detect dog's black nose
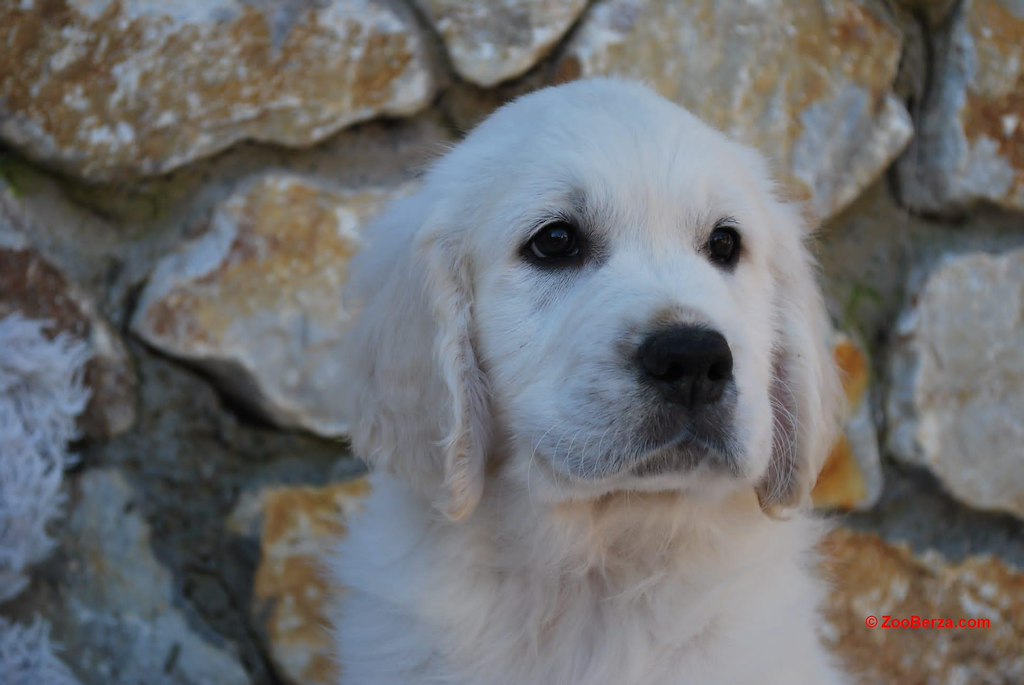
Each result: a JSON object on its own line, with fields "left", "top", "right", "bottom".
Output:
{"left": 638, "top": 326, "right": 733, "bottom": 408}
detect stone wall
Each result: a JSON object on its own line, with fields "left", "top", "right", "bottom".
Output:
{"left": 1, "top": 1, "right": 1022, "bottom": 684}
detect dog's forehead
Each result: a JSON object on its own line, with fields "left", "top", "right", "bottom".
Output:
{"left": 438, "top": 80, "right": 768, "bottom": 242}
{"left": 487, "top": 82, "right": 745, "bottom": 180}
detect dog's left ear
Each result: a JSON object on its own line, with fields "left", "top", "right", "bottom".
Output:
{"left": 756, "top": 198, "right": 844, "bottom": 514}
{"left": 418, "top": 228, "right": 492, "bottom": 521}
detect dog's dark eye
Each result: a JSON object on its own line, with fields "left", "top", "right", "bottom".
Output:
{"left": 526, "top": 221, "right": 580, "bottom": 261}
{"left": 707, "top": 225, "right": 741, "bottom": 267}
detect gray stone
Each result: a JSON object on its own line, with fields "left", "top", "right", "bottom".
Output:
{"left": 416, "top": 0, "right": 588, "bottom": 86}
{"left": 887, "top": 247, "right": 1024, "bottom": 519}
{"left": 131, "top": 174, "right": 415, "bottom": 436}
{"left": 898, "top": 0, "right": 1024, "bottom": 213}
{"left": 47, "top": 469, "right": 250, "bottom": 685}
{"left": 556, "top": 0, "right": 913, "bottom": 221}
{"left": 0, "top": 0, "right": 436, "bottom": 181}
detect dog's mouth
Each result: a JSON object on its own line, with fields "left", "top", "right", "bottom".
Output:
{"left": 626, "top": 388, "right": 739, "bottom": 478}
{"left": 526, "top": 389, "right": 739, "bottom": 486}
{"left": 629, "top": 422, "right": 740, "bottom": 478}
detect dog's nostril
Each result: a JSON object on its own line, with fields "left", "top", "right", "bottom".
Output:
{"left": 637, "top": 326, "right": 733, "bottom": 408}
{"left": 707, "top": 359, "right": 732, "bottom": 382}
{"left": 650, "top": 361, "right": 684, "bottom": 382}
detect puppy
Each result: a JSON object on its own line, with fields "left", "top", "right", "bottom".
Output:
{"left": 330, "top": 78, "right": 848, "bottom": 685}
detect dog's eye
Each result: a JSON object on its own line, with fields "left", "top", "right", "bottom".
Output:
{"left": 707, "top": 225, "right": 741, "bottom": 267}
{"left": 526, "top": 221, "right": 581, "bottom": 261}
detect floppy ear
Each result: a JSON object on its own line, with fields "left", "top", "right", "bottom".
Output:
{"left": 342, "top": 193, "right": 491, "bottom": 521}
{"left": 756, "top": 199, "right": 844, "bottom": 515}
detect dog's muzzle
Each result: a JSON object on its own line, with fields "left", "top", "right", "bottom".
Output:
{"left": 631, "top": 325, "right": 738, "bottom": 476}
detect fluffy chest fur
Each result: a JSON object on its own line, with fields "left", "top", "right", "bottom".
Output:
{"left": 330, "top": 474, "right": 846, "bottom": 685}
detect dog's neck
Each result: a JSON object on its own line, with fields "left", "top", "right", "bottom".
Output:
{"left": 458, "top": 479, "right": 816, "bottom": 591}
{"left": 346, "top": 472, "right": 831, "bottom": 684}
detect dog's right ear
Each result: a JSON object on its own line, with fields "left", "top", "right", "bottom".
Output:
{"left": 342, "top": 192, "right": 491, "bottom": 521}
{"left": 755, "top": 196, "right": 844, "bottom": 516}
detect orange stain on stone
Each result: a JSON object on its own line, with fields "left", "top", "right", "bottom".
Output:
{"left": 813, "top": 337, "right": 871, "bottom": 509}
{"left": 834, "top": 337, "right": 869, "bottom": 408}
{"left": 813, "top": 436, "right": 868, "bottom": 510}
{"left": 253, "top": 478, "right": 370, "bottom": 685}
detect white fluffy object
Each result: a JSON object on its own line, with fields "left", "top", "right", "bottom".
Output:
{"left": 0, "top": 314, "right": 89, "bottom": 601}
{"left": 0, "top": 617, "right": 81, "bottom": 685}
{"left": 0, "top": 314, "right": 88, "bottom": 685}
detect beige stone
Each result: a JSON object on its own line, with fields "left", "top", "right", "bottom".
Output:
{"left": 823, "top": 529, "right": 1024, "bottom": 684}
{"left": 0, "top": 190, "right": 135, "bottom": 439}
{"left": 0, "top": 0, "right": 436, "bottom": 181}
{"left": 235, "top": 479, "right": 371, "bottom": 685}
{"left": 899, "top": 0, "right": 1024, "bottom": 212}
{"left": 417, "top": 0, "right": 588, "bottom": 86}
{"left": 131, "top": 174, "right": 415, "bottom": 436}
{"left": 557, "top": 0, "right": 913, "bottom": 221}
{"left": 887, "top": 248, "right": 1024, "bottom": 518}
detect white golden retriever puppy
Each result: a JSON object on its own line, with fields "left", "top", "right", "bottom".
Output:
{"left": 330, "top": 78, "right": 848, "bottom": 685}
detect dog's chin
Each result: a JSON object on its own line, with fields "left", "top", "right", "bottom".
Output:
{"left": 538, "top": 463, "right": 752, "bottom": 506}
{"left": 630, "top": 434, "right": 740, "bottom": 477}
{"left": 525, "top": 433, "right": 749, "bottom": 503}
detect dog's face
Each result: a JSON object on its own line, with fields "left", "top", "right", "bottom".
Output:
{"left": 344, "top": 79, "right": 841, "bottom": 519}
{"left": 465, "top": 102, "right": 779, "bottom": 499}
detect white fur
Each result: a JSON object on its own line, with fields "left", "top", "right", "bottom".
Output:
{"left": 330, "top": 79, "right": 847, "bottom": 685}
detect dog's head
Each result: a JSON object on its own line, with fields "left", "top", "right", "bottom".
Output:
{"left": 343, "top": 79, "right": 842, "bottom": 521}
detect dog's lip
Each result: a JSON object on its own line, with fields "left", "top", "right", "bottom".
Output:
{"left": 643, "top": 426, "right": 726, "bottom": 458}
{"left": 630, "top": 428, "right": 738, "bottom": 477}
{"left": 525, "top": 403, "right": 740, "bottom": 483}
{"left": 531, "top": 428, "right": 735, "bottom": 485}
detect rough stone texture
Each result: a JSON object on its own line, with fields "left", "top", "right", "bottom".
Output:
{"left": 416, "top": 0, "right": 588, "bottom": 87}
{"left": 229, "top": 479, "right": 371, "bottom": 685}
{"left": 45, "top": 469, "right": 251, "bottom": 685}
{"left": 0, "top": 190, "right": 135, "bottom": 439}
{"left": 899, "top": 0, "right": 1024, "bottom": 212}
{"left": 813, "top": 334, "right": 883, "bottom": 511}
{"left": 557, "top": 0, "right": 913, "bottom": 221}
{"left": 63, "top": 341, "right": 357, "bottom": 684}
{"left": 887, "top": 247, "right": 1024, "bottom": 519}
{"left": 0, "top": 0, "right": 436, "bottom": 181}
{"left": 131, "top": 174, "right": 415, "bottom": 436}
{"left": 0, "top": 112, "right": 453, "bottom": 331}
{"left": 823, "top": 528, "right": 1024, "bottom": 684}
